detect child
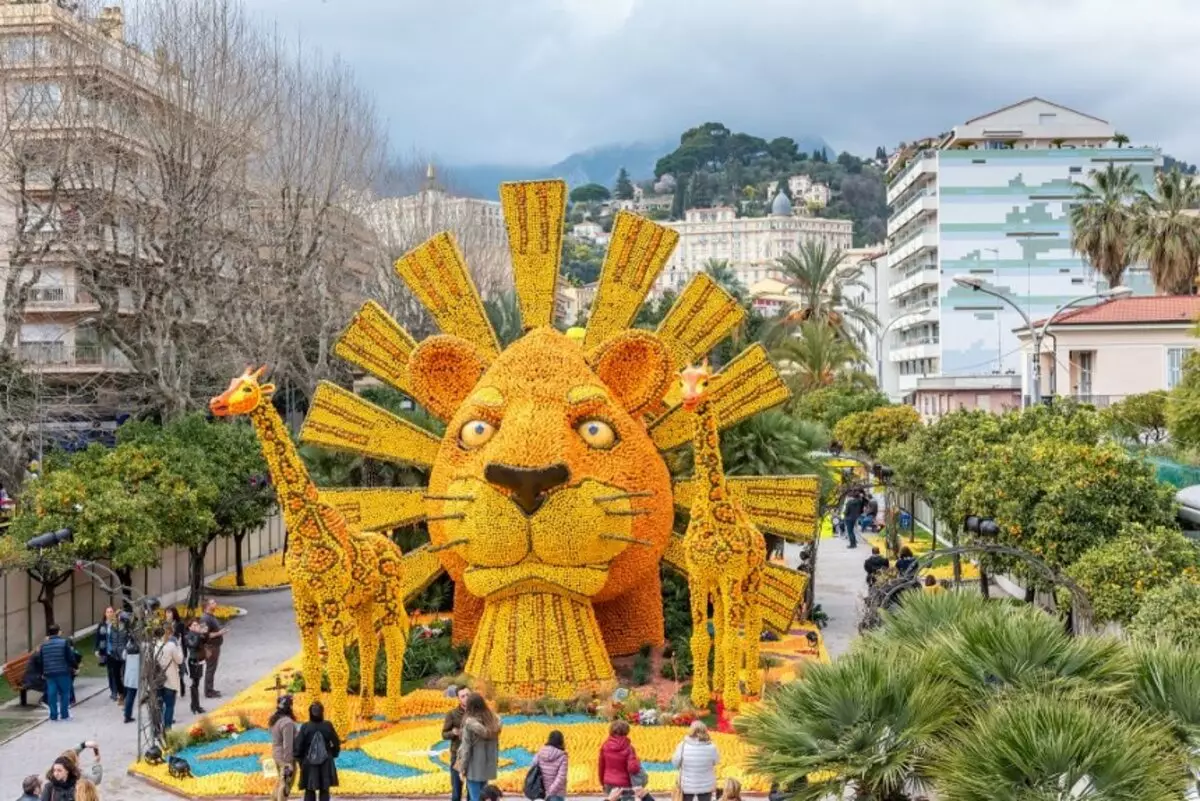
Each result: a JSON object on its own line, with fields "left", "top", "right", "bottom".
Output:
{"left": 18, "top": 775, "right": 41, "bottom": 801}
{"left": 720, "top": 778, "right": 742, "bottom": 801}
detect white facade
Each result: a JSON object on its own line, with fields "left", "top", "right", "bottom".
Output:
{"left": 653, "top": 204, "right": 853, "bottom": 297}
{"left": 882, "top": 97, "right": 1160, "bottom": 396}
{"left": 365, "top": 167, "right": 511, "bottom": 297}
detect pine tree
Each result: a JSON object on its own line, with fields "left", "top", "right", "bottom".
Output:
{"left": 614, "top": 167, "right": 634, "bottom": 200}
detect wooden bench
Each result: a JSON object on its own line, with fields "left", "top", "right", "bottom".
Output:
{"left": 2, "top": 652, "right": 35, "bottom": 706}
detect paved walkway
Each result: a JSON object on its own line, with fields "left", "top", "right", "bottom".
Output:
{"left": 0, "top": 590, "right": 300, "bottom": 801}
{"left": 811, "top": 532, "right": 867, "bottom": 658}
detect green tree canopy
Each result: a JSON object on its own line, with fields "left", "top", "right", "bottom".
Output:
{"left": 1069, "top": 163, "right": 1140, "bottom": 288}
{"left": 1068, "top": 523, "right": 1200, "bottom": 625}
{"left": 568, "top": 183, "right": 611, "bottom": 203}
{"left": 613, "top": 167, "right": 634, "bottom": 200}
{"left": 1105, "top": 390, "right": 1169, "bottom": 444}
{"left": 832, "top": 405, "right": 921, "bottom": 457}
{"left": 1128, "top": 577, "right": 1200, "bottom": 650}
{"left": 792, "top": 382, "right": 889, "bottom": 430}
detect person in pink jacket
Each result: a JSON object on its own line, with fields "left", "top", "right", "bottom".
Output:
{"left": 535, "top": 730, "right": 568, "bottom": 801}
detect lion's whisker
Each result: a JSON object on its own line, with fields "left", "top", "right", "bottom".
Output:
{"left": 604, "top": 509, "right": 651, "bottom": 517}
{"left": 594, "top": 491, "right": 654, "bottom": 503}
{"left": 423, "top": 494, "right": 475, "bottom": 502}
{"left": 601, "top": 534, "right": 654, "bottom": 547}
{"left": 428, "top": 538, "right": 469, "bottom": 553}
{"left": 425, "top": 512, "right": 466, "bottom": 523}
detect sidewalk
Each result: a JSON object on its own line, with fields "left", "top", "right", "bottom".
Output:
{"left": 0, "top": 590, "right": 300, "bottom": 801}
{"left": 811, "top": 532, "right": 867, "bottom": 658}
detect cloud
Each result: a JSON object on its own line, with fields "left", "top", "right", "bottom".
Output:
{"left": 241, "top": 0, "right": 1199, "bottom": 164}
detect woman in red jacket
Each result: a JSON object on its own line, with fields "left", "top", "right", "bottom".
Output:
{"left": 598, "top": 720, "right": 651, "bottom": 801}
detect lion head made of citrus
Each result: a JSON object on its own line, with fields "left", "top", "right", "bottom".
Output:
{"left": 298, "top": 180, "right": 821, "bottom": 698}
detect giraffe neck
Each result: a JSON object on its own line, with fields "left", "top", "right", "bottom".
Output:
{"left": 692, "top": 399, "right": 728, "bottom": 507}
{"left": 248, "top": 402, "right": 321, "bottom": 541}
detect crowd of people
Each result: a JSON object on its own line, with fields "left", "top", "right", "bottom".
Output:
{"left": 9, "top": 598, "right": 232, "bottom": 800}
{"left": 836, "top": 487, "right": 879, "bottom": 549}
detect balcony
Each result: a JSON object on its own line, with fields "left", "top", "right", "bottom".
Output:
{"left": 890, "top": 301, "right": 939, "bottom": 332}
{"left": 887, "top": 189, "right": 938, "bottom": 238}
{"left": 19, "top": 342, "right": 133, "bottom": 373}
{"left": 886, "top": 150, "right": 937, "bottom": 204}
{"left": 23, "top": 284, "right": 100, "bottom": 313}
{"left": 889, "top": 340, "right": 940, "bottom": 363}
{"left": 888, "top": 265, "right": 939, "bottom": 301}
{"left": 889, "top": 226, "right": 938, "bottom": 267}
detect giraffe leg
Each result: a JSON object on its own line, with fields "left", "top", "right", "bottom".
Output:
{"left": 688, "top": 578, "right": 712, "bottom": 710}
{"left": 719, "top": 577, "right": 743, "bottom": 712}
{"left": 381, "top": 618, "right": 407, "bottom": 720}
{"left": 354, "top": 607, "right": 378, "bottom": 719}
{"left": 376, "top": 572, "right": 410, "bottom": 720}
{"left": 711, "top": 590, "right": 725, "bottom": 699}
{"left": 322, "top": 616, "right": 355, "bottom": 734}
{"left": 295, "top": 594, "right": 323, "bottom": 698}
{"left": 743, "top": 570, "right": 765, "bottom": 698}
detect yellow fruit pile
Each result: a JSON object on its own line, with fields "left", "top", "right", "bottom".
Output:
{"left": 209, "top": 552, "right": 289, "bottom": 591}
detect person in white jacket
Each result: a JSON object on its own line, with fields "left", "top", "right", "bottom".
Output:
{"left": 671, "top": 721, "right": 720, "bottom": 801}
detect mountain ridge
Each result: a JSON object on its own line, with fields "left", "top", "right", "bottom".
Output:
{"left": 447, "top": 134, "right": 831, "bottom": 200}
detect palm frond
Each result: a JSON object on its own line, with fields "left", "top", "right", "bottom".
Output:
{"left": 1129, "top": 641, "right": 1200, "bottom": 749}
{"left": 933, "top": 691, "right": 1189, "bottom": 801}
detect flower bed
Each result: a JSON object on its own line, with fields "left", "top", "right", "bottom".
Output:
{"left": 174, "top": 604, "right": 243, "bottom": 622}
{"left": 867, "top": 533, "right": 981, "bottom": 581}
{"left": 209, "top": 552, "right": 289, "bottom": 591}
{"left": 129, "top": 621, "right": 828, "bottom": 798}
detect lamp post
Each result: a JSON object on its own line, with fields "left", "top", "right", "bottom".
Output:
{"left": 951, "top": 277, "right": 1131, "bottom": 406}
{"left": 874, "top": 314, "right": 909, "bottom": 392}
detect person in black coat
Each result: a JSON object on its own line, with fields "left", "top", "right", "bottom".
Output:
{"left": 294, "top": 701, "right": 340, "bottom": 801}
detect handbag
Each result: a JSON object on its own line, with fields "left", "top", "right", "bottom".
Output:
{"left": 671, "top": 781, "right": 684, "bottom": 801}
{"left": 523, "top": 762, "right": 545, "bottom": 800}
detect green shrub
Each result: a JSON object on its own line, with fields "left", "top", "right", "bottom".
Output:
{"left": 1068, "top": 524, "right": 1200, "bottom": 625}
{"left": 1128, "top": 577, "right": 1200, "bottom": 648}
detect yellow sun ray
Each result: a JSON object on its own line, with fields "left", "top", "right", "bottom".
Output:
{"left": 394, "top": 232, "right": 500, "bottom": 357}
{"left": 399, "top": 545, "right": 447, "bottom": 604}
{"left": 656, "top": 273, "right": 746, "bottom": 369}
{"left": 649, "top": 343, "right": 791, "bottom": 451}
{"left": 333, "top": 301, "right": 420, "bottom": 397}
{"left": 500, "top": 180, "right": 566, "bottom": 330}
{"left": 662, "top": 535, "right": 806, "bottom": 635}
{"left": 582, "top": 212, "right": 678, "bottom": 351}
{"left": 318, "top": 487, "right": 426, "bottom": 532}
{"left": 672, "top": 475, "right": 820, "bottom": 541}
{"left": 300, "top": 381, "right": 441, "bottom": 467}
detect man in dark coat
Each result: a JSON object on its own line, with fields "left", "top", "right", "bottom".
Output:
{"left": 442, "top": 686, "right": 470, "bottom": 801}
{"left": 863, "top": 547, "right": 890, "bottom": 586}
{"left": 38, "top": 624, "right": 79, "bottom": 721}
{"left": 843, "top": 490, "right": 865, "bottom": 548}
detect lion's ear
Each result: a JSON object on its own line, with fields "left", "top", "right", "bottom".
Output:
{"left": 408, "top": 335, "right": 491, "bottom": 420}
{"left": 587, "top": 330, "right": 671, "bottom": 414}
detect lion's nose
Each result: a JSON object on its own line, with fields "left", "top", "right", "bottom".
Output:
{"left": 484, "top": 462, "right": 570, "bottom": 516}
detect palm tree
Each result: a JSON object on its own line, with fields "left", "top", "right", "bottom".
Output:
{"left": 933, "top": 691, "right": 1186, "bottom": 801}
{"left": 1069, "top": 164, "right": 1140, "bottom": 287}
{"left": 1113, "top": 131, "right": 1130, "bottom": 148}
{"left": 772, "top": 320, "right": 864, "bottom": 394}
{"left": 761, "top": 241, "right": 879, "bottom": 350}
{"left": 1131, "top": 169, "right": 1200, "bottom": 294}
{"left": 703, "top": 258, "right": 746, "bottom": 302}
{"left": 484, "top": 290, "right": 524, "bottom": 346}
{"left": 741, "top": 649, "right": 958, "bottom": 801}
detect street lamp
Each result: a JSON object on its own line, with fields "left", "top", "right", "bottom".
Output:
{"left": 952, "top": 277, "right": 1132, "bottom": 405}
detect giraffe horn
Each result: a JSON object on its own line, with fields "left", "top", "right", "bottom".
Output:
{"left": 252, "top": 365, "right": 268, "bottom": 381}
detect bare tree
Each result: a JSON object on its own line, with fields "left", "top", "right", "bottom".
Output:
{"left": 226, "top": 36, "right": 386, "bottom": 400}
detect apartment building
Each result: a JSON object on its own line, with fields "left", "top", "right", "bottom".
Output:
{"left": 882, "top": 97, "right": 1160, "bottom": 395}
{"left": 652, "top": 193, "right": 853, "bottom": 297}
{"left": 365, "top": 164, "right": 512, "bottom": 298}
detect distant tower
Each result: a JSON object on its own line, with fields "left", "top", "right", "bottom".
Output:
{"left": 770, "top": 190, "right": 793, "bottom": 217}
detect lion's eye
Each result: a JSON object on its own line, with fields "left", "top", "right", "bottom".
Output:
{"left": 577, "top": 419, "right": 616, "bottom": 450}
{"left": 459, "top": 420, "right": 496, "bottom": 449}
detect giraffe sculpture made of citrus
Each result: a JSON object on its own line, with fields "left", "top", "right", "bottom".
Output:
{"left": 297, "top": 179, "right": 822, "bottom": 699}
{"left": 209, "top": 368, "right": 410, "bottom": 730}
{"left": 679, "top": 362, "right": 767, "bottom": 712}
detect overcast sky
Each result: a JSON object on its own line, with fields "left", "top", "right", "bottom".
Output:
{"left": 241, "top": 0, "right": 1196, "bottom": 166}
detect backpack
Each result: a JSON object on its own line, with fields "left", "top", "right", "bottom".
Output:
{"left": 305, "top": 730, "right": 329, "bottom": 766}
{"left": 523, "top": 762, "right": 544, "bottom": 800}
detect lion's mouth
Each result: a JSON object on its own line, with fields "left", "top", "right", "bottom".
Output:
{"left": 462, "top": 560, "right": 612, "bottom": 598}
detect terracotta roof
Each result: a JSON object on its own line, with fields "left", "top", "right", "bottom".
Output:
{"left": 1024, "top": 296, "right": 1200, "bottom": 328}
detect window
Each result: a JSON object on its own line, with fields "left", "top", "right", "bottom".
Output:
{"left": 1069, "top": 166, "right": 1082, "bottom": 174}
{"left": 12, "top": 82, "right": 62, "bottom": 118}
{"left": 1168, "top": 347, "right": 1194, "bottom": 389}
{"left": 1039, "top": 113, "right": 1057, "bottom": 125}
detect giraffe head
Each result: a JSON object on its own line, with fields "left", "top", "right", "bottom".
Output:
{"left": 210, "top": 366, "right": 276, "bottom": 417}
{"left": 679, "top": 360, "right": 718, "bottom": 412}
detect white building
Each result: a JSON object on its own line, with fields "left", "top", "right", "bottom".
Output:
{"left": 653, "top": 193, "right": 853, "bottom": 297}
{"left": 881, "top": 97, "right": 1160, "bottom": 397}
{"left": 365, "top": 165, "right": 511, "bottom": 297}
